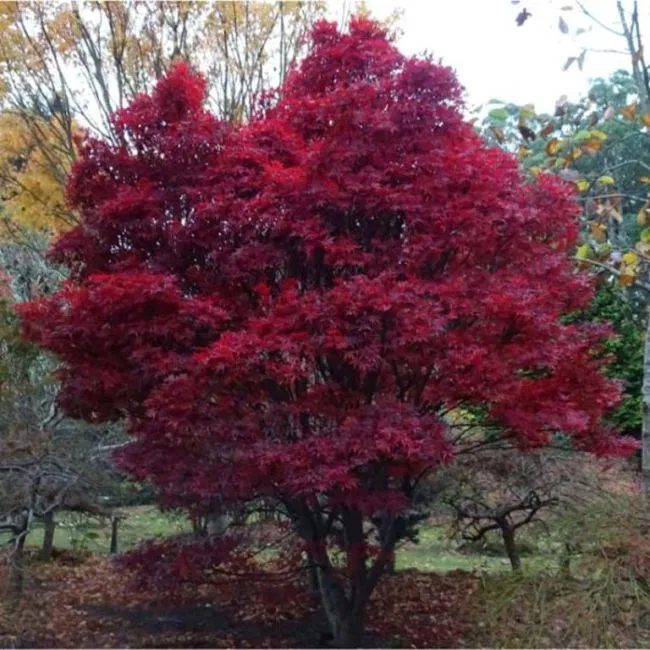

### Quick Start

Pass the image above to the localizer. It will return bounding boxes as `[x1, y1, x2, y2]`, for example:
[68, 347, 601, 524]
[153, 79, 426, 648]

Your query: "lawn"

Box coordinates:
[397, 525, 513, 573]
[22, 506, 560, 575]
[24, 505, 192, 554]
[17, 506, 557, 573]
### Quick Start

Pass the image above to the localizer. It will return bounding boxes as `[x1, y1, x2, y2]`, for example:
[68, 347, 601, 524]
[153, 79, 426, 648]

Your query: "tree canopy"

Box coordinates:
[18, 16, 636, 647]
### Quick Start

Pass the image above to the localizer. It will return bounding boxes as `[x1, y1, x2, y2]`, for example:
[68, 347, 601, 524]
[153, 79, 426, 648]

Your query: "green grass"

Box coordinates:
[396, 524, 560, 574]
[24, 505, 191, 554]
[396, 526, 513, 573]
[15, 506, 560, 577]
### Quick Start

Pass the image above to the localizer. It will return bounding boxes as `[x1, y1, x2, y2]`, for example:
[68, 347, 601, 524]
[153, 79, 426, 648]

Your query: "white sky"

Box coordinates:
[329, 0, 648, 113]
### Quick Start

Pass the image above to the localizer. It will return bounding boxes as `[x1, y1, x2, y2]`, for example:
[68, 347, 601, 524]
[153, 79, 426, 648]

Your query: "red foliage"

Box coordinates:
[18, 15, 634, 642]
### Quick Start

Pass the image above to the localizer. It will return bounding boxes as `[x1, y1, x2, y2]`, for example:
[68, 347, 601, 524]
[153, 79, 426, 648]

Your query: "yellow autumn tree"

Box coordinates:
[0, 112, 76, 239]
[0, 0, 330, 236]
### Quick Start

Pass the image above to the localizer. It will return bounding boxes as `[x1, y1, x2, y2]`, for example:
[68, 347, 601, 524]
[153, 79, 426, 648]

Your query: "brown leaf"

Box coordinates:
[619, 268, 636, 287]
[541, 121, 556, 137]
[621, 102, 639, 120]
[545, 138, 561, 156]
[489, 126, 505, 143]
[636, 241, 650, 258]
[637, 200, 650, 225]
[590, 222, 607, 242]
[607, 204, 623, 223]
[581, 139, 602, 155]
[566, 147, 583, 162]
[641, 113, 650, 127]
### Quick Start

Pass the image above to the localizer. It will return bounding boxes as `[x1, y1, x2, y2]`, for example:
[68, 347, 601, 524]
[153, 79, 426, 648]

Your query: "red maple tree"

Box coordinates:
[19, 17, 635, 647]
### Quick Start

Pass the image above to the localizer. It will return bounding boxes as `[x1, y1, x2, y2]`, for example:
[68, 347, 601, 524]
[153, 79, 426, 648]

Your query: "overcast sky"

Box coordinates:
[331, 0, 646, 113]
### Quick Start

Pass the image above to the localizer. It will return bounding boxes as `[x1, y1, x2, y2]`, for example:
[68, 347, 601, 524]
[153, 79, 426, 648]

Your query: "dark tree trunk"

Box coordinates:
[501, 526, 521, 571]
[39, 511, 56, 561]
[317, 566, 366, 648]
[330, 612, 365, 649]
[110, 516, 119, 555]
[377, 517, 398, 575]
[10, 534, 27, 602]
[191, 515, 207, 538]
[206, 513, 230, 537]
[384, 550, 396, 575]
[306, 551, 320, 596]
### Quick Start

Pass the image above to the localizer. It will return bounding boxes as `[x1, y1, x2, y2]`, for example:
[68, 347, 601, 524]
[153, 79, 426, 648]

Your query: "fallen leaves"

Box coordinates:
[0, 551, 479, 648]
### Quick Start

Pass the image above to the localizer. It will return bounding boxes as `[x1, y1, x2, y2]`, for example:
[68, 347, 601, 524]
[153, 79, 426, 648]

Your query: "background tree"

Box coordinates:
[480, 70, 650, 486]
[446, 450, 560, 571]
[0, 0, 326, 234]
[0, 235, 125, 598]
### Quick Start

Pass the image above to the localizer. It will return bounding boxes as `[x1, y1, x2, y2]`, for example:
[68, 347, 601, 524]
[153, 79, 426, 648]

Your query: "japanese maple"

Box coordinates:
[20, 17, 634, 647]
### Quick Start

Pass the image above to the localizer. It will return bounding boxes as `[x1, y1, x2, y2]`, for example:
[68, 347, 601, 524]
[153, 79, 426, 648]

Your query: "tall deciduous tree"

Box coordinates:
[19, 18, 635, 646]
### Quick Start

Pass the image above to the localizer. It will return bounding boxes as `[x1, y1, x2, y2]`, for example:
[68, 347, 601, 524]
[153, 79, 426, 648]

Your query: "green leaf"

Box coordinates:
[576, 243, 591, 260]
[574, 130, 591, 141]
[641, 228, 650, 243]
[589, 129, 608, 140]
[598, 175, 616, 185]
[519, 103, 535, 119]
[488, 108, 509, 122]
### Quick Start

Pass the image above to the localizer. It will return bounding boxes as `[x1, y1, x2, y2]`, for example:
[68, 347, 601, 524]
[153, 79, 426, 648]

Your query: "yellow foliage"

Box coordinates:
[623, 251, 639, 266]
[0, 112, 73, 236]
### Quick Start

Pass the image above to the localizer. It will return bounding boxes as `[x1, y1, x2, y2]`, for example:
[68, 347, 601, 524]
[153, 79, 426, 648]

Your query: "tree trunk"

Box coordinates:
[317, 567, 365, 648]
[384, 550, 396, 575]
[330, 612, 365, 649]
[378, 515, 399, 575]
[642, 314, 650, 494]
[39, 511, 56, 561]
[10, 534, 26, 601]
[110, 516, 119, 555]
[501, 526, 521, 571]
[206, 513, 230, 537]
[306, 551, 320, 597]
